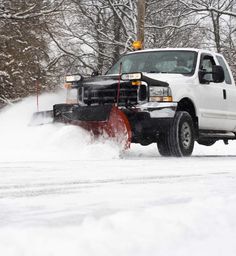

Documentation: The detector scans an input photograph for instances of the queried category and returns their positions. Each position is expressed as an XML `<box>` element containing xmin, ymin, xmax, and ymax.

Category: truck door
<box><xmin>197</xmin><ymin>53</ymin><xmax>229</xmax><ymax>130</ymax></box>
<box><xmin>216</xmin><ymin>55</ymin><xmax>236</xmax><ymax>131</ymax></box>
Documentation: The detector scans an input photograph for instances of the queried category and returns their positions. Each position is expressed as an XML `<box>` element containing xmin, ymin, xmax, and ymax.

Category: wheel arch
<box><xmin>176</xmin><ymin>98</ymin><xmax>199</xmax><ymax>132</ymax></box>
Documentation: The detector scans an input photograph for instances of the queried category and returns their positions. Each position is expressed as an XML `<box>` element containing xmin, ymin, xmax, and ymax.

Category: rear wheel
<box><xmin>168</xmin><ymin>111</ymin><xmax>195</xmax><ymax>157</ymax></box>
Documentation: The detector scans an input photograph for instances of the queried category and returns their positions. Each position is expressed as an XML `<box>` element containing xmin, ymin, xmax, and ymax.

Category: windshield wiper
<box><xmin>148</xmin><ymin>70</ymin><xmax>160</xmax><ymax>73</ymax></box>
<box><xmin>148</xmin><ymin>71</ymin><xmax>167</xmax><ymax>74</ymax></box>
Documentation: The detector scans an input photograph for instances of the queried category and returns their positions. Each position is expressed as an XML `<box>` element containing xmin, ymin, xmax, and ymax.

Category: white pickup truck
<box><xmin>39</xmin><ymin>48</ymin><xmax>236</xmax><ymax>157</ymax></box>
<box><xmin>106</xmin><ymin>48</ymin><xmax>236</xmax><ymax>156</ymax></box>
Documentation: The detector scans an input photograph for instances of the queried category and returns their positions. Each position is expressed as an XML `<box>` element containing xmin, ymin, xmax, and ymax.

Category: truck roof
<box><xmin>126</xmin><ymin>48</ymin><xmax>217</xmax><ymax>56</ymax></box>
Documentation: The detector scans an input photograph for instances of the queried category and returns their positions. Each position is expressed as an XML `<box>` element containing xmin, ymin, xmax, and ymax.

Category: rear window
<box><xmin>216</xmin><ymin>56</ymin><xmax>232</xmax><ymax>84</ymax></box>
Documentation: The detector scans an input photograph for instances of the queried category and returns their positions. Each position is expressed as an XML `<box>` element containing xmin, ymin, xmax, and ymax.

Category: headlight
<box><xmin>65</xmin><ymin>74</ymin><xmax>82</xmax><ymax>83</ymax></box>
<box><xmin>121</xmin><ymin>73</ymin><xmax>142</xmax><ymax>81</ymax></box>
<box><xmin>149</xmin><ymin>86</ymin><xmax>172</xmax><ymax>102</ymax></box>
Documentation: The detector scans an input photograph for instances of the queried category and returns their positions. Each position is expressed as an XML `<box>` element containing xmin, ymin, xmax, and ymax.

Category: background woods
<box><xmin>0</xmin><ymin>0</ymin><xmax>236</xmax><ymax>105</ymax></box>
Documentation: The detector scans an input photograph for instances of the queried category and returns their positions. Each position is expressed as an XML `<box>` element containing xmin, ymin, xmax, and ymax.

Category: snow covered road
<box><xmin>1</xmin><ymin>94</ymin><xmax>236</xmax><ymax>255</ymax></box>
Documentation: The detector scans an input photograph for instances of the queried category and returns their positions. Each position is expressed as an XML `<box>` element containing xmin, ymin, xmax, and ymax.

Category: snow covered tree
<box><xmin>47</xmin><ymin>0</ymin><xmax>137</xmax><ymax>75</ymax></box>
<box><xmin>0</xmin><ymin>0</ymin><xmax>65</xmax><ymax>20</ymax></box>
<box><xmin>178</xmin><ymin>0</ymin><xmax>236</xmax><ymax>76</ymax></box>
<box><xmin>1</xmin><ymin>0</ymin><xmax>235</xmax><ymax>106</ymax></box>
<box><xmin>0</xmin><ymin>0</ymin><xmax>64</xmax><ymax>105</ymax></box>
<box><xmin>144</xmin><ymin>0</ymin><xmax>205</xmax><ymax>48</ymax></box>
<box><xmin>46</xmin><ymin>0</ymin><xmax>204</xmax><ymax>76</ymax></box>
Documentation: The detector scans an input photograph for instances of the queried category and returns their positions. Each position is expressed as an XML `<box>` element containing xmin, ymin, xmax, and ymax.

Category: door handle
<box><xmin>223</xmin><ymin>89</ymin><xmax>226</xmax><ymax>100</ymax></box>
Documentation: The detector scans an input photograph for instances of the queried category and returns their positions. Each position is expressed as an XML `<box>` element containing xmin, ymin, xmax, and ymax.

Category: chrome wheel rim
<box><xmin>181</xmin><ymin>122</ymin><xmax>191</xmax><ymax>149</ymax></box>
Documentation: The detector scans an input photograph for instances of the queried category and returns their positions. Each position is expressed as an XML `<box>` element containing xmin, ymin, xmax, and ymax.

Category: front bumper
<box><xmin>136</xmin><ymin>102</ymin><xmax>177</xmax><ymax>118</ymax></box>
<box><xmin>123</xmin><ymin>102</ymin><xmax>177</xmax><ymax>145</ymax></box>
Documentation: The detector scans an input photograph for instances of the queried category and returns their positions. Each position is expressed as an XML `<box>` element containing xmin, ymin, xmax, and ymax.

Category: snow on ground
<box><xmin>0</xmin><ymin>92</ymin><xmax>236</xmax><ymax>256</ymax></box>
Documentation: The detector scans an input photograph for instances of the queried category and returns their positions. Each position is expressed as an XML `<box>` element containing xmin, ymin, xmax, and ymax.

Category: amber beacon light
<box><xmin>132</xmin><ymin>41</ymin><xmax>143</xmax><ymax>51</ymax></box>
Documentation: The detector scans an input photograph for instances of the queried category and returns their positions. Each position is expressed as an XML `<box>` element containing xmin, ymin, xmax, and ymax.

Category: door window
<box><xmin>199</xmin><ymin>54</ymin><xmax>216</xmax><ymax>82</ymax></box>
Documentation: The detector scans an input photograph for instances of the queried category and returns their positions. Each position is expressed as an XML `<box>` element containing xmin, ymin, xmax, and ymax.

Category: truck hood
<box><xmin>79</xmin><ymin>74</ymin><xmax>169</xmax><ymax>89</ymax></box>
<box><xmin>141</xmin><ymin>73</ymin><xmax>194</xmax><ymax>86</ymax></box>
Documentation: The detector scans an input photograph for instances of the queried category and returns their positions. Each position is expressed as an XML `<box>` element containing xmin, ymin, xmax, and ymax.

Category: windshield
<box><xmin>107</xmin><ymin>50</ymin><xmax>197</xmax><ymax>75</ymax></box>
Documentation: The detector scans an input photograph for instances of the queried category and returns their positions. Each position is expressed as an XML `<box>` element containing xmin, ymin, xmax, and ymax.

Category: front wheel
<box><xmin>168</xmin><ymin>111</ymin><xmax>195</xmax><ymax>157</ymax></box>
<box><xmin>157</xmin><ymin>133</ymin><xmax>171</xmax><ymax>156</ymax></box>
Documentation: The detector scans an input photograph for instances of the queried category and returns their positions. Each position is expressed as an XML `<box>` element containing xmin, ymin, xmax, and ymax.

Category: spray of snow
<box><xmin>0</xmin><ymin>91</ymin><xmax>120</xmax><ymax>162</ymax></box>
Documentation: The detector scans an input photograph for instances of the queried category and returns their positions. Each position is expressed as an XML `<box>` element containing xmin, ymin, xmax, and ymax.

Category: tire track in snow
<box><xmin>0</xmin><ymin>172</ymin><xmax>231</xmax><ymax>199</ymax></box>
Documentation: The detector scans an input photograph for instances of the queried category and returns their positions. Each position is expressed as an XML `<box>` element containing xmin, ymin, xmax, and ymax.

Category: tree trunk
<box><xmin>136</xmin><ymin>0</ymin><xmax>146</xmax><ymax>48</ymax></box>
<box><xmin>112</xmin><ymin>10</ymin><xmax>122</xmax><ymax>65</ymax></box>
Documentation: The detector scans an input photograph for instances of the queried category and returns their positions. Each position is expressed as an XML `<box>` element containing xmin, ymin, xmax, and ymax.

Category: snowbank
<box><xmin>0</xmin><ymin>196</ymin><xmax>236</xmax><ymax>256</ymax></box>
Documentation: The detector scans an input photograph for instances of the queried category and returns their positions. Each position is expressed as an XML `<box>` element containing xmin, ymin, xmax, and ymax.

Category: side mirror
<box><xmin>198</xmin><ymin>65</ymin><xmax>225</xmax><ymax>84</ymax></box>
<box><xmin>212</xmin><ymin>65</ymin><xmax>225</xmax><ymax>83</ymax></box>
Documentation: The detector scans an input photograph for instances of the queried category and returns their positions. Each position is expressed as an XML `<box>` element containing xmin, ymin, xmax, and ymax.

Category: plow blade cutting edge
<box><xmin>30</xmin><ymin>110</ymin><xmax>54</xmax><ymax>125</ymax></box>
<box><xmin>61</xmin><ymin>105</ymin><xmax>132</xmax><ymax>149</ymax></box>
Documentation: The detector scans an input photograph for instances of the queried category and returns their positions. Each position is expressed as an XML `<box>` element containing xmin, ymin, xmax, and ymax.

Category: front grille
<box><xmin>79</xmin><ymin>86</ymin><xmax>138</xmax><ymax>106</ymax></box>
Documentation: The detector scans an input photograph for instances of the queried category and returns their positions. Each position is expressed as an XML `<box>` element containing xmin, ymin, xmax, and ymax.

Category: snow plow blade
<box><xmin>30</xmin><ymin>110</ymin><xmax>54</xmax><ymax>125</ymax></box>
<box><xmin>55</xmin><ymin>104</ymin><xmax>132</xmax><ymax>148</ymax></box>
<box><xmin>31</xmin><ymin>104</ymin><xmax>132</xmax><ymax>148</ymax></box>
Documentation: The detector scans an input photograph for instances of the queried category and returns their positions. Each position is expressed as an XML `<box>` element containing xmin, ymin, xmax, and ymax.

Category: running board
<box><xmin>199</xmin><ymin>131</ymin><xmax>236</xmax><ymax>139</ymax></box>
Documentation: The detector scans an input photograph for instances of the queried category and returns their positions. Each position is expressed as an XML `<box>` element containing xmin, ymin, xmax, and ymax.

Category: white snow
<box><xmin>0</xmin><ymin>70</ymin><xmax>9</xmax><ymax>77</ymax></box>
<box><xmin>1</xmin><ymin>92</ymin><xmax>236</xmax><ymax>256</ymax></box>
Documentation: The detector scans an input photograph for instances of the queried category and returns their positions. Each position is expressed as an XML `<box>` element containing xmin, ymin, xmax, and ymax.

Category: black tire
<box><xmin>157</xmin><ymin>133</ymin><xmax>171</xmax><ymax>156</ymax></box>
<box><xmin>168</xmin><ymin>111</ymin><xmax>195</xmax><ymax>157</ymax></box>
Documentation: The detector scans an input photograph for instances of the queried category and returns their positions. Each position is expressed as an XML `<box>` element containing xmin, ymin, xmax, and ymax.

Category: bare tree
<box><xmin>178</xmin><ymin>0</ymin><xmax>236</xmax><ymax>75</ymax></box>
<box><xmin>179</xmin><ymin>0</ymin><xmax>236</xmax><ymax>17</ymax></box>
<box><xmin>46</xmin><ymin>0</ymin><xmax>205</xmax><ymax>76</ymax></box>
<box><xmin>45</xmin><ymin>0</ymin><xmax>137</xmax><ymax>75</ymax></box>
<box><xmin>0</xmin><ymin>0</ymin><xmax>65</xmax><ymax>20</ymax></box>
